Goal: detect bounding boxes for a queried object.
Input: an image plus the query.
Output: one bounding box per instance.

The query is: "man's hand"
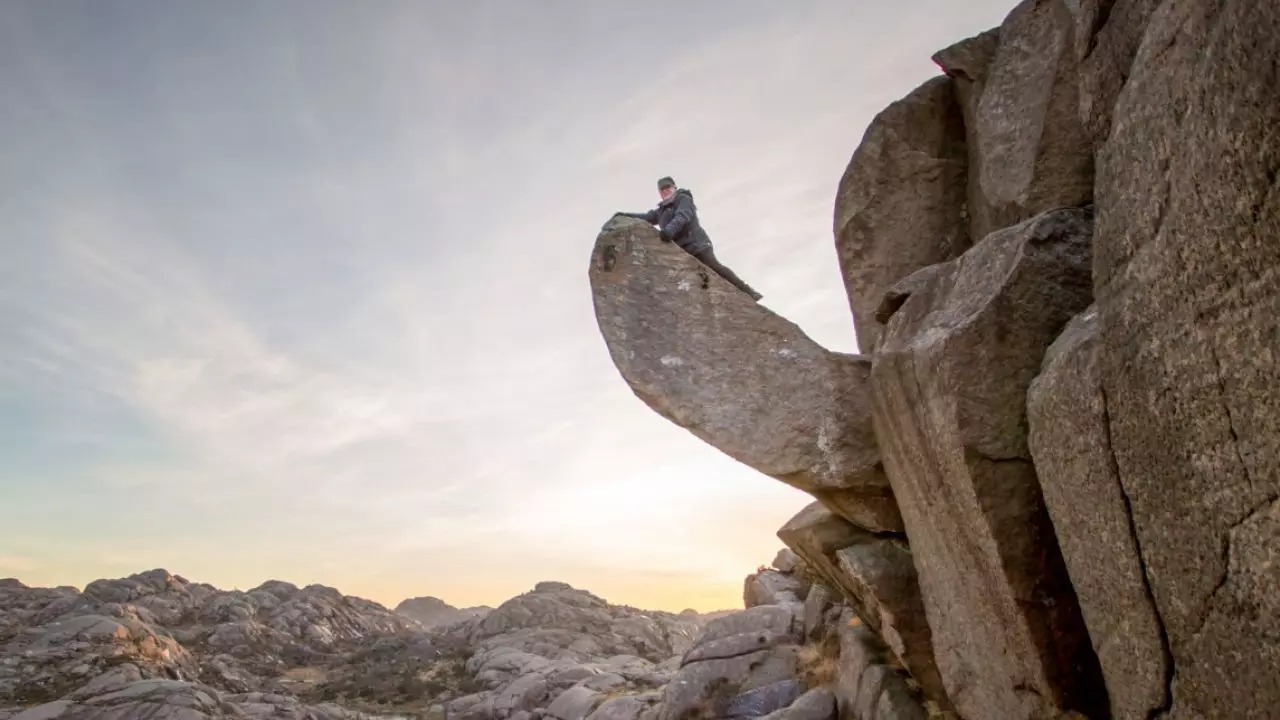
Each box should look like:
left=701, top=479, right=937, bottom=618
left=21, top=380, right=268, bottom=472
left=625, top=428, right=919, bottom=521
left=658, top=228, right=673, bottom=242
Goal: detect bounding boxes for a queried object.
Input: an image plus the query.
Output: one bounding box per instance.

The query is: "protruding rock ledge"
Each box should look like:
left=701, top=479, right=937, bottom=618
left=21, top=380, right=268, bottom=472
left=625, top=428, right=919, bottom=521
left=589, top=217, right=901, bottom=534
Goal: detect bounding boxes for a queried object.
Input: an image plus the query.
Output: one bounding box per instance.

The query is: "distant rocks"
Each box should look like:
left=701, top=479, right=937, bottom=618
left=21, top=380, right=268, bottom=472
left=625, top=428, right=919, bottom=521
left=395, top=597, right=491, bottom=629
left=0, top=569, right=421, bottom=710
left=2, top=573, right=776, bottom=720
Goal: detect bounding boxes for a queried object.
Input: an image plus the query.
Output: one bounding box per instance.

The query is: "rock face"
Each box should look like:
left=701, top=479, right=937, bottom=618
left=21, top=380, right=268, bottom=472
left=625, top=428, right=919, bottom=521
left=776, top=504, right=945, bottom=713
left=396, top=597, right=491, bottom=629
left=1027, top=307, right=1170, bottom=720
left=870, top=208, right=1104, bottom=720
left=935, top=1, right=1093, bottom=244
left=832, top=74, right=970, bottom=352
left=589, top=216, right=902, bottom=533
left=834, top=613, right=927, bottom=720
left=1068, top=0, right=1162, bottom=148
left=585, top=2, right=1280, bottom=718
left=1092, top=1, right=1280, bottom=716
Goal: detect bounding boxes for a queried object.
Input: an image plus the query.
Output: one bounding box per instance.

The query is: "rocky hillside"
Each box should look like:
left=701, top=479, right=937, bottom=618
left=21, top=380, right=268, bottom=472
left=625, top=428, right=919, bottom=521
left=3, top=570, right=830, bottom=720
left=591, top=1, right=1279, bottom=719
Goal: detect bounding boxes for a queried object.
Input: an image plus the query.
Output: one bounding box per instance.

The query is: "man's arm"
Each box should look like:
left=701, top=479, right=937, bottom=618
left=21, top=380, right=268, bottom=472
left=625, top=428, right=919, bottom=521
left=617, top=209, right=659, bottom=223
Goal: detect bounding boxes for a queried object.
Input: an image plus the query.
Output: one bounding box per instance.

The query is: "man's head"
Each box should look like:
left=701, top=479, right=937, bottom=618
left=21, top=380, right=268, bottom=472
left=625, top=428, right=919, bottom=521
left=657, top=176, right=676, bottom=201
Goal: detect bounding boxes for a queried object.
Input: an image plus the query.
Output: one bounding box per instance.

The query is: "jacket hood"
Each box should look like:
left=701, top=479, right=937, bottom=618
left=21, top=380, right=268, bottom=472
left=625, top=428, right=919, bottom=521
left=662, top=187, right=694, bottom=206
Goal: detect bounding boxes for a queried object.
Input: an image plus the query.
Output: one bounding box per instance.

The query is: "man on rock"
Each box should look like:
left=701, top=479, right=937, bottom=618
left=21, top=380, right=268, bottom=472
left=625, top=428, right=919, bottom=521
left=617, top=176, right=763, bottom=301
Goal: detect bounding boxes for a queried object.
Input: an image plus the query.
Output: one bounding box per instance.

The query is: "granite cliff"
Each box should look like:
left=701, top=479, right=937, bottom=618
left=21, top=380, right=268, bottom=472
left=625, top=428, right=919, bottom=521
left=590, top=1, right=1279, bottom=718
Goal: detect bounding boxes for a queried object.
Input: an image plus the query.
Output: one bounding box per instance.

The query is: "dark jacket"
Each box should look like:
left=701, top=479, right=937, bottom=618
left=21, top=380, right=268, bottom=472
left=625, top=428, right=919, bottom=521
left=624, top=188, right=712, bottom=254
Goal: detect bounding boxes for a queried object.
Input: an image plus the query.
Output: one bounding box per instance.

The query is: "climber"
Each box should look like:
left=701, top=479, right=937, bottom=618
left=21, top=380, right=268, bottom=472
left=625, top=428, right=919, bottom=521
left=617, top=176, right=763, bottom=301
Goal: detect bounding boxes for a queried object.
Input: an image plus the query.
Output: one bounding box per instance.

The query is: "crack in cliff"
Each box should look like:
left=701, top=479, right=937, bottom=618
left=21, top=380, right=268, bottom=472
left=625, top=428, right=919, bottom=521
left=1188, top=537, right=1231, bottom=647
left=685, top=640, right=781, bottom=666
left=1175, top=492, right=1280, bottom=715
left=1209, top=343, right=1257, bottom=495
left=1082, top=0, right=1119, bottom=59
left=1098, top=384, right=1174, bottom=718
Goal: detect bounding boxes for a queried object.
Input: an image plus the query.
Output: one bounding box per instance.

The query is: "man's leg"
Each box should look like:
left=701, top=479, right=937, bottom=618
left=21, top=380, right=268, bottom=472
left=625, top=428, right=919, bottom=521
left=691, top=248, right=762, bottom=300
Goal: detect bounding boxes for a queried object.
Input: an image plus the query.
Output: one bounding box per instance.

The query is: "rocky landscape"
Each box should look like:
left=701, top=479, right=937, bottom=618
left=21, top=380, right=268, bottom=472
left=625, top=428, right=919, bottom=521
left=1, top=558, right=864, bottom=720
left=5, top=0, right=1277, bottom=719
left=591, top=0, right=1279, bottom=718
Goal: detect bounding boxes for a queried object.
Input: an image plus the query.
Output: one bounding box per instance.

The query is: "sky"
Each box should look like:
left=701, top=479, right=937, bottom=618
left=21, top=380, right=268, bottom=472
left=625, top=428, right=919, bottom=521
left=0, top=1, right=1014, bottom=613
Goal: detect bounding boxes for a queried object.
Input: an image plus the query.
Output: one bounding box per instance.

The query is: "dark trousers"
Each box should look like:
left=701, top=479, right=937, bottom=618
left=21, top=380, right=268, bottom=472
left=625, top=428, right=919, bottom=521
left=690, top=247, right=760, bottom=297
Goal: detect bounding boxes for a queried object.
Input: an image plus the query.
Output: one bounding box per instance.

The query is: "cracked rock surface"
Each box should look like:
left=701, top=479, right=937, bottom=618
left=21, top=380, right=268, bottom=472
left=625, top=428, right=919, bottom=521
left=870, top=207, right=1104, bottom=720
left=1094, top=1, right=1280, bottom=715
left=1028, top=307, right=1171, bottom=720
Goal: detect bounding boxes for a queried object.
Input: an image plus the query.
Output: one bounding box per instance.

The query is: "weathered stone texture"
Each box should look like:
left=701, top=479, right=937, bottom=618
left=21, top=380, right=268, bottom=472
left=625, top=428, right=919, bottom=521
left=936, top=1, right=1094, bottom=243
left=833, top=75, right=970, bottom=352
left=870, top=208, right=1105, bottom=720
left=1094, top=1, right=1280, bottom=716
left=776, top=504, right=946, bottom=712
left=590, top=217, right=901, bottom=533
left=1027, top=307, right=1171, bottom=719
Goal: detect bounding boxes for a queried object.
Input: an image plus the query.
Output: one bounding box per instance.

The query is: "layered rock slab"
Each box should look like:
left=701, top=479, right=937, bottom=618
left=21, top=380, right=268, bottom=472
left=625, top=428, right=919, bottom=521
left=833, top=75, right=970, bottom=352
left=1027, top=307, right=1170, bottom=720
left=775, top=504, right=946, bottom=712
left=834, top=615, right=929, bottom=720
left=1094, top=1, right=1280, bottom=716
left=590, top=217, right=901, bottom=533
left=658, top=606, right=804, bottom=720
left=870, top=207, right=1105, bottom=719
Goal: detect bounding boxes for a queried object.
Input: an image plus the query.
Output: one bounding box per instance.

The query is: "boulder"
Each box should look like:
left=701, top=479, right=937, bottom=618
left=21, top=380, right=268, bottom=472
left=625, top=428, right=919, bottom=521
left=833, top=618, right=928, bottom=720
left=935, top=1, right=1093, bottom=243
left=772, top=550, right=802, bottom=575
left=931, top=27, right=1000, bottom=246
left=589, top=217, right=902, bottom=533
left=800, top=585, right=835, bottom=643
left=586, top=695, right=654, bottom=720
left=547, top=686, right=603, bottom=720
left=833, top=75, right=970, bottom=352
left=743, top=570, right=803, bottom=609
left=758, top=688, right=835, bottom=720
left=776, top=504, right=945, bottom=711
left=1093, top=2, right=1280, bottom=716
left=870, top=207, right=1104, bottom=719
left=658, top=649, right=801, bottom=720
left=659, top=607, right=805, bottom=720
left=1027, top=307, right=1170, bottom=719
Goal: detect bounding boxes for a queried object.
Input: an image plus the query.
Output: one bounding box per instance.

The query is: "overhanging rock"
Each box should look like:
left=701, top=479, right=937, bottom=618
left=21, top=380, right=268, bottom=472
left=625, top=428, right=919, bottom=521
left=589, top=216, right=902, bottom=534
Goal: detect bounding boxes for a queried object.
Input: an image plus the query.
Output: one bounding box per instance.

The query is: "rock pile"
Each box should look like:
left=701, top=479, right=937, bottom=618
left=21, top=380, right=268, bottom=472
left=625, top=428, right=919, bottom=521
left=2, top=572, right=841, bottom=720
left=590, top=1, right=1280, bottom=718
